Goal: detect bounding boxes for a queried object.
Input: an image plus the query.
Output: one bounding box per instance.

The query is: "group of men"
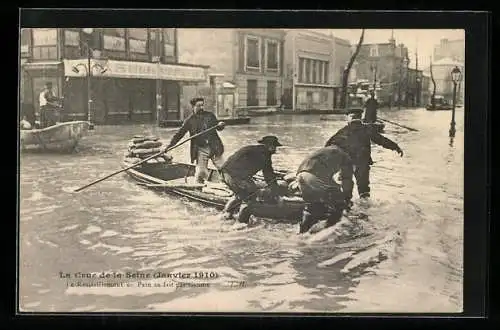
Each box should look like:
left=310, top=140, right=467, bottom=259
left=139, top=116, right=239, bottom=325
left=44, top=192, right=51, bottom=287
left=167, top=95, right=404, bottom=233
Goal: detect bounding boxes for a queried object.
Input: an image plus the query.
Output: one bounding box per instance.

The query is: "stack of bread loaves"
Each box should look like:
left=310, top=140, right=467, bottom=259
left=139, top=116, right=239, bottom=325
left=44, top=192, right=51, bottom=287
left=124, top=135, right=173, bottom=165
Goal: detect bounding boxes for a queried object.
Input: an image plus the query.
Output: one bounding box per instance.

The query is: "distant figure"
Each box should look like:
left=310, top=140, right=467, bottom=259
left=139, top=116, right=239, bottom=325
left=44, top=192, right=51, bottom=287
left=325, top=108, right=403, bottom=200
left=364, top=90, right=379, bottom=123
left=296, top=145, right=354, bottom=234
left=166, top=97, right=226, bottom=184
left=38, top=82, right=62, bottom=128
left=20, top=116, right=32, bottom=130
left=219, top=136, right=283, bottom=224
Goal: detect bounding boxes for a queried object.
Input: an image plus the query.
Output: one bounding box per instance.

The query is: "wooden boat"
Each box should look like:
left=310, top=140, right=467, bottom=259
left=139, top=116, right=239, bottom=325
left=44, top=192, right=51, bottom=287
left=122, top=158, right=305, bottom=222
left=426, top=96, right=453, bottom=111
left=20, top=121, right=90, bottom=153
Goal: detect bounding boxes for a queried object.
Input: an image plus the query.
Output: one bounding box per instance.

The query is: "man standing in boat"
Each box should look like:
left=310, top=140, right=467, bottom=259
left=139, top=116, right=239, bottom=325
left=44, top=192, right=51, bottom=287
left=364, top=90, right=379, bottom=123
left=325, top=108, right=403, bottom=200
left=166, top=97, right=226, bottom=184
left=219, top=135, right=283, bottom=224
left=37, top=82, right=62, bottom=128
left=295, top=145, right=354, bottom=234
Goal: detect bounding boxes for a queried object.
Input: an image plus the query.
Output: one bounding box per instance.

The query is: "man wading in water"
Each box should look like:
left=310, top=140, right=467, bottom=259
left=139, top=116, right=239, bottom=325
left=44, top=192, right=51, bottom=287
left=295, top=145, right=354, bottom=234
left=325, top=108, right=403, bottom=200
left=219, top=136, right=283, bottom=224
left=167, top=97, right=226, bottom=184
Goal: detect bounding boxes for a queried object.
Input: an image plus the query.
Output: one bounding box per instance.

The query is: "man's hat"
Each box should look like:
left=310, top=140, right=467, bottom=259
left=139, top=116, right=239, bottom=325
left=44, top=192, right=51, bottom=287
left=45, top=81, right=53, bottom=88
left=346, top=108, right=363, bottom=120
left=258, top=135, right=283, bottom=147
left=190, top=97, right=205, bottom=106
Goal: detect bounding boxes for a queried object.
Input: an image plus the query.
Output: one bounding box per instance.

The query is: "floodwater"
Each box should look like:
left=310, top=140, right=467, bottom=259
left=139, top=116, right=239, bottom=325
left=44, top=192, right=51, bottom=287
left=19, top=108, right=464, bottom=313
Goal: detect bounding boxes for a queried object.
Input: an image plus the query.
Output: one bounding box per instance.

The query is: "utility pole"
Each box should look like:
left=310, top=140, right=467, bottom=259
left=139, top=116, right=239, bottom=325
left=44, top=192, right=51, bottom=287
left=398, top=56, right=402, bottom=110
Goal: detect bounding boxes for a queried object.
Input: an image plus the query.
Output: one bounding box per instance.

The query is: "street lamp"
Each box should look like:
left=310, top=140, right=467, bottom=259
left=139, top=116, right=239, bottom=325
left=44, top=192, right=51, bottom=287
left=449, top=66, right=463, bottom=138
left=416, top=76, right=421, bottom=107
left=81, top=28, right=96, bottom=129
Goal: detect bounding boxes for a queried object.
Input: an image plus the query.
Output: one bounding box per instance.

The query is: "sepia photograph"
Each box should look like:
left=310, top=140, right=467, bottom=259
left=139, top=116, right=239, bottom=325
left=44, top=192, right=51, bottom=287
left=19, top=24, right=468, bottom=314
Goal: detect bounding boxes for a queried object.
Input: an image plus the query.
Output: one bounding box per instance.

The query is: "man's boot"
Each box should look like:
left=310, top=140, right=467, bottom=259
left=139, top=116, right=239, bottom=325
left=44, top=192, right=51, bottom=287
left=299, top=209, right=317, bottom=234
left=236, top=203, right=252, bottom=224
left=222, top=196, right=241, bottom=220
left=325, top=205, right=343, bottom=228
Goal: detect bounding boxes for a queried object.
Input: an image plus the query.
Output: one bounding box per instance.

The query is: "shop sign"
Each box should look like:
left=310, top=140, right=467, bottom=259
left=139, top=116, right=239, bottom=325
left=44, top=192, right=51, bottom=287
left=129, top=39, right=147, bottom=53
left=64, top=30, right=80, bottom=47
left=64, top=59, right=207, bottom=82
left=103, top=35, right=125, bottom=51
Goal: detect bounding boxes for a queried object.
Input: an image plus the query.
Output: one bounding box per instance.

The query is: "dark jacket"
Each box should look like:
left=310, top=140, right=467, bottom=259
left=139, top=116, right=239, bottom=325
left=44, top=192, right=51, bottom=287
left=168, top=110, right=224, bottom=163
left=297, top=145, right=354, bottom=199
left=325, top=121, right=400, bottom=165
left=221, top=145, right=277, bottom=186
left=364, top=98, right=379, bottom=123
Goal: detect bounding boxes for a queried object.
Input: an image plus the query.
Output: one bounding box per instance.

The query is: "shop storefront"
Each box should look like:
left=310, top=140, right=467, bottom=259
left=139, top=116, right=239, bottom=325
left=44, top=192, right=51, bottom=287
left=294, top=84, right=334, bottom=111
left=62, top=59, right=208, bottom=124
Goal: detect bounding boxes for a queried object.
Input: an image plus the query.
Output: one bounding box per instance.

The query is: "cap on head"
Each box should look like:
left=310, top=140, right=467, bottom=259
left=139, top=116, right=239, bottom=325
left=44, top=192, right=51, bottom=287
left=190, top=97, right=205, bottom=107
left=45, top=82, right=53, bottom=88
left=257, top=135, right=283, bottom=147
left=346, top=108, right=363, bottom=121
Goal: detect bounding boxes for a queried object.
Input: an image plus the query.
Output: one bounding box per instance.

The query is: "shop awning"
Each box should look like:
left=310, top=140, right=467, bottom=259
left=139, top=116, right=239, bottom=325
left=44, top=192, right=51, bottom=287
left=23, top=61, right=63, bottom=71
left=63, top=59, right=209, bottom=82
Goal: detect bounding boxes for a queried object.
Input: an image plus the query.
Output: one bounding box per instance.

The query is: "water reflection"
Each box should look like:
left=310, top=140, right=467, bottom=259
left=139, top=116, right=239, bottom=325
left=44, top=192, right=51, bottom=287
left=19, top=108, right=464, bottom=313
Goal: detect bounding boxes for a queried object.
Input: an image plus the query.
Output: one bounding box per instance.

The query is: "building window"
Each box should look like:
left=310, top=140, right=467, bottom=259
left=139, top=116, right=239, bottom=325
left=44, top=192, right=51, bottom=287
left=32, top=28, right=58, bottom=60
left=64, top=30, right=80, bottom=47
left=267, top=80, right=277, bottom=106
left=20, top=28, right=30, bottom=56
left=245, top=36, right=261, bottom=70
left=312, top=60, right=317, bottom=84
left=323, top=61, right=329, bottom=84
left=265, top=40, right=279, bottom=71
left=128, top=28, right=148, bottom=54
left=103, top=28, right=126, bottom=51
left=162, top=29, right=176, bottom=59
left=370, top=45, right=379, bottom=57
left=247, top=79, right=258, bottom=106
left=298, top=58, right=305, bottom=83
left=305, top=59, right=311, bottom=83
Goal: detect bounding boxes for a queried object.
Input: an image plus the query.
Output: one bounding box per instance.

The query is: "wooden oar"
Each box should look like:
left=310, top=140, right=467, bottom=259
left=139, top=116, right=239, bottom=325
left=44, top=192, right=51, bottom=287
left=377, top=117, right=419, bottom=132
left=73, top=122, right=224, bottom=193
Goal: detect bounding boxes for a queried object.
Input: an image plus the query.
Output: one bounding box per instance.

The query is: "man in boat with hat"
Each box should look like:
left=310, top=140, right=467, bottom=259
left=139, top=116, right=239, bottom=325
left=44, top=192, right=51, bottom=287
left=37, top=81, right=63, bottom=128
left=219, top=135, right=283, bottom=224
left=166, top=97, right=226, bottom=184
left=295, top=144, right=355, bottom=234
left=325, top=108, right=403, bottom=201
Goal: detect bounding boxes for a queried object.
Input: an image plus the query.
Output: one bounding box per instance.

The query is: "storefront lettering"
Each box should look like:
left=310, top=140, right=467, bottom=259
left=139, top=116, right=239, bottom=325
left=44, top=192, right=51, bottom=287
left=103, top=35, right=125, bottom=51
left=129, top=39, right=147, bottom=53
left=64, top=30, right=80, bottom=47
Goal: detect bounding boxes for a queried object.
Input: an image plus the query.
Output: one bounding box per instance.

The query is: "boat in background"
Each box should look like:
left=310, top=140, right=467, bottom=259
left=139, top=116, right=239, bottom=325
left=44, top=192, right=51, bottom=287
left=426, top=95, right=453, bottom=111
left=20, top=121, right=90, bottom=153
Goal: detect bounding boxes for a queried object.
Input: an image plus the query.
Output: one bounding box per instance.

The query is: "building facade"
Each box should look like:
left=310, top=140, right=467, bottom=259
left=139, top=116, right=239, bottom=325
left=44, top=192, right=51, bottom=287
left=354, top=38, right=410, bottom=107
left=433, top=38, right=465, bottom=63
left=177, top=28, right=285, bottom=117
left=426, top=57, right=464, bottom=104
left=19, top=28, right=209, bottom=125
left=283, top=30, right=339, bottom=111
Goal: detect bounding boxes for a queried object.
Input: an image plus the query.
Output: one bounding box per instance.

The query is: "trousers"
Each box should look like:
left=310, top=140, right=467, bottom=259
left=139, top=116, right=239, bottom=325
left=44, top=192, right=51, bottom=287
left=354, top=163, right=371, bottom=196
left=194, top=145, right=224, bottom=184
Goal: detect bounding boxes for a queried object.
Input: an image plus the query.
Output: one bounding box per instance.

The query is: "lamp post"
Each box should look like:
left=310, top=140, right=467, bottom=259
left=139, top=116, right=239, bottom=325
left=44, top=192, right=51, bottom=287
left=449, top=66, right=463, bottom=138
left=80, top=28, right=97, bottom=129
left=416, top=76, right=421, bottom=107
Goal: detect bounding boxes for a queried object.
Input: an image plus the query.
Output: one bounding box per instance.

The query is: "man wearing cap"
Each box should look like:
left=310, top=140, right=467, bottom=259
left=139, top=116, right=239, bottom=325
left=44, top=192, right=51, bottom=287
left=325, top=108, right=403, bottom=200
left=167, top=97, right=225, bottom=184
left=296, top=145, right=354, bottom=234
left=219, top=135, right=283, bottom=223
left=38, top=82, right=62, bottom=128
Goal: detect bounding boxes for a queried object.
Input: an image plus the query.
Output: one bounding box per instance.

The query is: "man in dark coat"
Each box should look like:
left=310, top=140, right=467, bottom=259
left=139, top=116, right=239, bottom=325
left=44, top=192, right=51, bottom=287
left=364, top=90, right=379, bottom=123
left=167, top=97, right=225, bottom=184
left=219, top=136, right=283, bottom=223
left=325, top=108, right=403, bottom=200
left=296, top=145, right=354, bottom=234
left=38, top=82, right=62, bottom=128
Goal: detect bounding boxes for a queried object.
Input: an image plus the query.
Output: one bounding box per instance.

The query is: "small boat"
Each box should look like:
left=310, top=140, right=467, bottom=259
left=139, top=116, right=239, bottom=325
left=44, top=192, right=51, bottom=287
left=426, top=96, right=454, bottom=111
left=20, top=121, right=90, bottom=153
left=246, top=107, right=278, bottom=117
left=122, top=157, right=305, bottom=222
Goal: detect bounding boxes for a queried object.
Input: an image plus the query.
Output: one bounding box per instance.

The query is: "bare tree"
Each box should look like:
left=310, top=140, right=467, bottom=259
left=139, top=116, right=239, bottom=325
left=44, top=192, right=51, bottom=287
left=340, top=29, right=365, bottom=109
left=429, top=56, right=437, bottom=108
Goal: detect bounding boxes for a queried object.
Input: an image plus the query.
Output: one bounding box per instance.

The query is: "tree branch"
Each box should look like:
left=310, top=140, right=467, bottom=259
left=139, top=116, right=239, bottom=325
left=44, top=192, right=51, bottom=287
left=340, top=29, right=365, bottom=109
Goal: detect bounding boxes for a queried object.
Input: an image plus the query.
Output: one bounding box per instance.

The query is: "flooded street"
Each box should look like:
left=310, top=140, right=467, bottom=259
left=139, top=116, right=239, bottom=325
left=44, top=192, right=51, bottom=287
left=19, top=108, right=464, bottom=313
